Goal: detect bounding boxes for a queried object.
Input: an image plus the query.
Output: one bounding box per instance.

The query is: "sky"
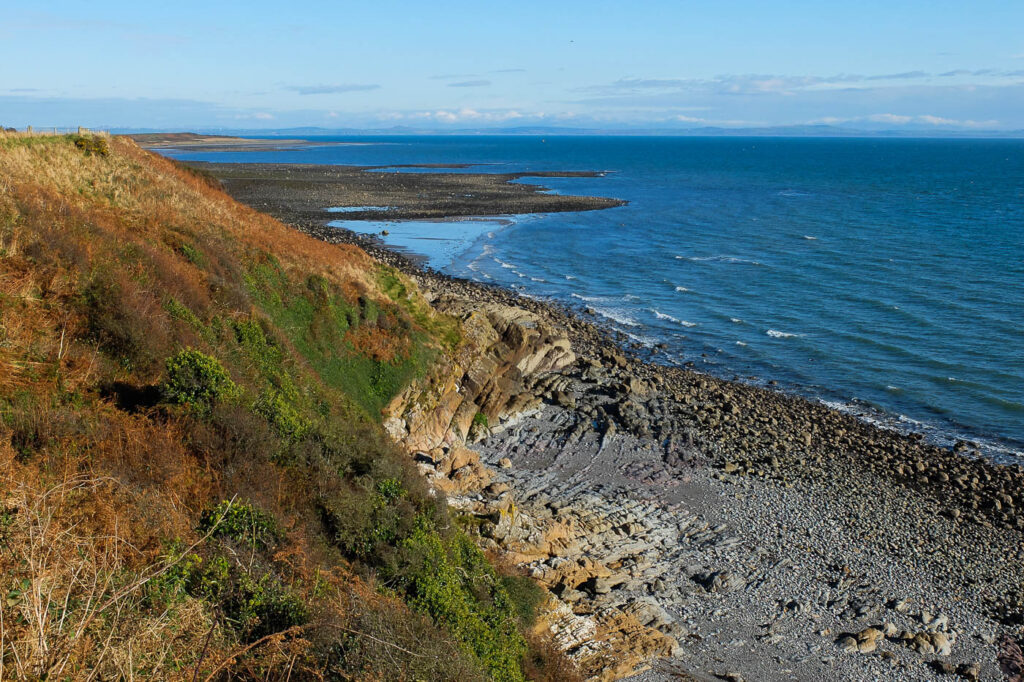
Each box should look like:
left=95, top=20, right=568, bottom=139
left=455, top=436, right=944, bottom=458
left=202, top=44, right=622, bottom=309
left=2, top=1, right=1024, bottom=132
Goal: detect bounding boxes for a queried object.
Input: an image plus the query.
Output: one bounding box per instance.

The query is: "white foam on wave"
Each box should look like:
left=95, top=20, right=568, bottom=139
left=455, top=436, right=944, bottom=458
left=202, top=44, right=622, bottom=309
left=818, top=398, right=1023, bottom=462
left=736, top=341, right=747, bottom=346
left=766, top=329, right=802, bottom=338
left=623, top=330, right=659, bottom=346
left=564, top=275, right=577, bottom=280
left=676, top=255, right=763, bottom=266
left=730, top=318, right=743, bottom=323
left=675, top=286, right=690, bottom=292
left=651, top=309, right=697, bottom=327
left=803, top=235, right=817, bottom=240
left=593, top=307, right=640, bottom=327
left=482, top=244, right=495, bottom=256
left=529, top=276, right=546, bottom=283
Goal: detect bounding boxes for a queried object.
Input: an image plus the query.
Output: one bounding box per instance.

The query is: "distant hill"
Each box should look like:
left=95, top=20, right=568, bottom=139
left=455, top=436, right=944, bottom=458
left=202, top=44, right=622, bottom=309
left=111, top=124, right=1024, bottom=139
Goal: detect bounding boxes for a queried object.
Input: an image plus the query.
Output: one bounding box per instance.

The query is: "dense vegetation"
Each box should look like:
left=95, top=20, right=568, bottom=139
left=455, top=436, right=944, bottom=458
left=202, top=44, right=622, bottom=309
left=0, top=133, right=576, bottom=680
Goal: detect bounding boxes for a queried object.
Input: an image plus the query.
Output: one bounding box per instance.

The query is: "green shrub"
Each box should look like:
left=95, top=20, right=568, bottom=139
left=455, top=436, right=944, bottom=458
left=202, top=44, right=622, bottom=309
left=178, top=242, right=206, bottom=267
left=155, top=546, right=306, bottom=643
left=472, top=412, right=489, bottom=428
left=161, top=349, right=239, bottom=413
left=199, top=500, right=281, bottom=550
left=499, top=574, right=546, bottom=627
left=321, top=482, right=420, bottom=562
left=164, top=297, right=202, bottom=328
left=253, top=389, right=311, bottom=442
left=375, top=477, right=405, bottom=501
left=71, top=134, right=109, bottom=156
left=400, top=530, right=528, bottom=682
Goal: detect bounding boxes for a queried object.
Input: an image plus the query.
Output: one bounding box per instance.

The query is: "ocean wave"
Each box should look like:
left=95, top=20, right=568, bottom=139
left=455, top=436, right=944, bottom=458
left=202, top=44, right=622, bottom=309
left=593, top=307, right=640, bottom=327
left=818, top=398, right=1023, bottom=462
left=676, top=255, right=763, bottom=266
left=481, top=244, right=495, bottom=255
left=564, top=275, right=577, bottom=280
left=802, top=235, right=818, bottom=240
left=651, top=309, right=697, bottom=327
left=766, top=329, right=802, bottom=338
left=674, top=286, right=690, bottom=292
left=730, top=318, right=743, bottom=323
left=623, top=330, right=659, bottom=346
left=736, top=341, right=747, bottom=346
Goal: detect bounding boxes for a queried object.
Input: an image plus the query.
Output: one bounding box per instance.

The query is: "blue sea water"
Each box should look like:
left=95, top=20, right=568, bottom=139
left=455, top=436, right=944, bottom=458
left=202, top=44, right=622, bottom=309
left=165, top=136, right=1024, bottom=460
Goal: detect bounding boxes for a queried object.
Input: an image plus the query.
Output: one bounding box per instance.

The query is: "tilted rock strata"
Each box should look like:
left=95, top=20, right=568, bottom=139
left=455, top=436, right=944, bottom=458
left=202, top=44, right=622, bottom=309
left=382, top=299, right=676, bottom=678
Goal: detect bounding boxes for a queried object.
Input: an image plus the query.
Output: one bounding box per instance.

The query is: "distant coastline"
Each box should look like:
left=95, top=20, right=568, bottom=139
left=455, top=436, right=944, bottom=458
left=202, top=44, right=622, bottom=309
left=125, top=125, right=1024, bottom=139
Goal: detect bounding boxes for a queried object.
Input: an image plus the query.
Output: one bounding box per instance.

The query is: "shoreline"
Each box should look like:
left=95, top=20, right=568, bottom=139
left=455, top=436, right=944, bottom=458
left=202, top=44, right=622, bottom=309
left=187, top=158, right=1024, bottom=524
left=181, top=159, right=1021, bottom=463
left=193, top=157, right=1024, bottom=680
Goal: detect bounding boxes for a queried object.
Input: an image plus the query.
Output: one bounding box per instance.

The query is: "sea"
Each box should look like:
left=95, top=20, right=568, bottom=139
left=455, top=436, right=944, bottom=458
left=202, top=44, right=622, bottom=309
left=164, top=136, right=1024, bottom=461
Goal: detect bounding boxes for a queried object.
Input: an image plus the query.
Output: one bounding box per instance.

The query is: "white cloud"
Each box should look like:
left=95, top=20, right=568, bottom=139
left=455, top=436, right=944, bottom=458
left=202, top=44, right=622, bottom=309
left=810, top=113, right=1001, bottom=128
left=868, top=113, right=913, bottom=124
left=386, top=108, right=529, bottom=123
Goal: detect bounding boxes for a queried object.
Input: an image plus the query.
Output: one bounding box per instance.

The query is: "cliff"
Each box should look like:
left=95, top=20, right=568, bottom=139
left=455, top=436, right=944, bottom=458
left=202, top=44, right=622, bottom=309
left=0, top=132, right=583, bottom=681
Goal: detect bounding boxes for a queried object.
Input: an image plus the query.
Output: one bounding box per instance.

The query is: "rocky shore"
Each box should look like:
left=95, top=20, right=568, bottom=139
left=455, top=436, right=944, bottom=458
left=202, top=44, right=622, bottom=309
left=196, top=159, right=1024, bottom=681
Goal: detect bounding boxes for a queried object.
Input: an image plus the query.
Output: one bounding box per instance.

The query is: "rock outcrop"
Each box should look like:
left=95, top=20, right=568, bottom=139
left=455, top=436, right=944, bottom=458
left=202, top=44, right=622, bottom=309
left=384, top=300, right=574, bottom=494
left=381, top=297, right=677, bottom=679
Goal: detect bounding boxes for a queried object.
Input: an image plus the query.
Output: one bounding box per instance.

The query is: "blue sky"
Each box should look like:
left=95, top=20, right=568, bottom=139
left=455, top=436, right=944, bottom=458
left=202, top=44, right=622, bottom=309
left=2, top=1, right=1023, bottom=131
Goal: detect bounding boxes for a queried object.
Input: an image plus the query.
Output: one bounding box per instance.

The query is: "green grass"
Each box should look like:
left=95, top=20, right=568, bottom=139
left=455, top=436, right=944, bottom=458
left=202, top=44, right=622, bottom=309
left=0, top=133, right=78, bottom=150
left=377, top=264, right=462, bottom=350
left=244, top=255, right=436, bottom=418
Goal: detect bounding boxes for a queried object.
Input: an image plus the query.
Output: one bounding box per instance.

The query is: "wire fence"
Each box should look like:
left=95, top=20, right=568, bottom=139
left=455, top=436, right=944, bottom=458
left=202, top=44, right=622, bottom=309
left=0, top=126, right=110, bottom=137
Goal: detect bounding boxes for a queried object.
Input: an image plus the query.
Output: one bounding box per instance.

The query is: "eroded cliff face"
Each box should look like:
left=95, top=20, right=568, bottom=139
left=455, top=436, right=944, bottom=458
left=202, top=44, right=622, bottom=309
left=382, top=296, right=678, bottom=680
left=384, top=300, right=574, bottom=490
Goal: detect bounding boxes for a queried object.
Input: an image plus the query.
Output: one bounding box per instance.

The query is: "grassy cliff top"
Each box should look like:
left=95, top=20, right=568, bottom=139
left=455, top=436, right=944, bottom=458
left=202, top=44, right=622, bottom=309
left=0, top=132, right=572, bottom=681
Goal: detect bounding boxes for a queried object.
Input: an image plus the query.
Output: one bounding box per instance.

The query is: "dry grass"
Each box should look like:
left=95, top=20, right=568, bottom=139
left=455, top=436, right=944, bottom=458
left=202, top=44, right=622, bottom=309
left=0, top=474, right=219, bottom=680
